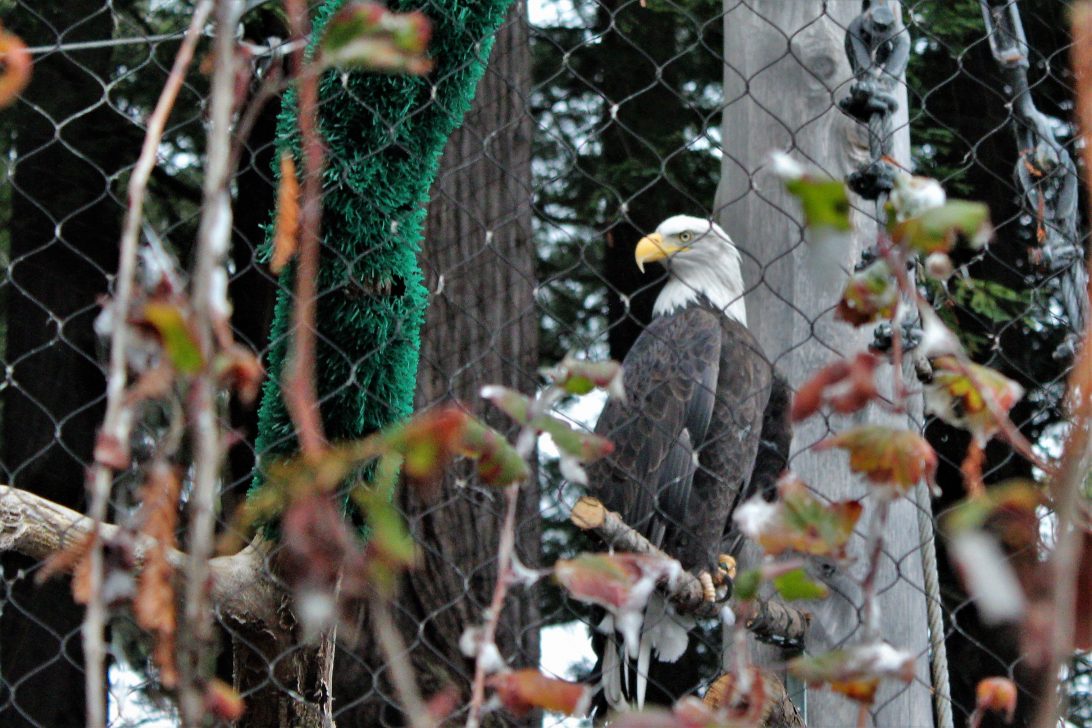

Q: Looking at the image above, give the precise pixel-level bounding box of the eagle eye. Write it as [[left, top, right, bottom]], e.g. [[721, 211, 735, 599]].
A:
[[678, 231, 693, 243]]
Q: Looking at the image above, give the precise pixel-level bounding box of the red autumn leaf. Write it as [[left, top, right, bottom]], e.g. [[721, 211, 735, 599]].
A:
[[943, 479, 1044, 547], [554, 552, 676, 611], [925, 357, 1024, 445], [889, 199, 992, 254], [124, 363, 175, 406], [383, 406, 469, 483], [0, 25, 31, 108], [280, 493, 364, 591], [424, 686, 460, 721], [974, 677, 1017, 723], [836, 260, 899, 327], [205, 678, 246, 721], [215, 344, 265, 405], [488, 669, 590, 718], [94, 430, 130, 470], [270, 152, 300, 274], [734, 475, 862, 559], [816, 426, 937, 492], [791, 353, 881, 421], [788, 643, 915, 705]]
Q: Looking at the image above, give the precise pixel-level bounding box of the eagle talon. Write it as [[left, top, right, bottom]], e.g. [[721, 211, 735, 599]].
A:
[[699, 570, 716, 603], [714, 554, 737, 585]]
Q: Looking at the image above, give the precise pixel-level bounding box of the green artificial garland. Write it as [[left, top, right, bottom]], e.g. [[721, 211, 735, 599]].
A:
[[251, 0, 514, 496]]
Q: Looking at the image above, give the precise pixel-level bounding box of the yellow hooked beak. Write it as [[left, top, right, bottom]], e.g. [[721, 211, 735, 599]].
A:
[[634, 232, 683, 273]]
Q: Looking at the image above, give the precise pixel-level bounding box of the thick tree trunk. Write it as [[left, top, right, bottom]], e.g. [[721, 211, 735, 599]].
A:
[[716, 3, 935, 727], [0, 4, 138, 725], [331, 4, 537, 725]]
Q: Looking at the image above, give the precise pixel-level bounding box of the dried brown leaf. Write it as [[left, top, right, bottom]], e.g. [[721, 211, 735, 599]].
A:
[[134, 462, 181, 687], [271, 152, 300, 273], [36, 531, 95, 585]]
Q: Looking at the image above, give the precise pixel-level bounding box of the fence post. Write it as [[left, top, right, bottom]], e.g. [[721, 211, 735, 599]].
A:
[[716, 2, 935, 725]]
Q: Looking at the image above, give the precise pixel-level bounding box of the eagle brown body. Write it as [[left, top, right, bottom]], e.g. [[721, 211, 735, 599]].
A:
[[589, 300, 786, 571], [586, 215, 791, 714]]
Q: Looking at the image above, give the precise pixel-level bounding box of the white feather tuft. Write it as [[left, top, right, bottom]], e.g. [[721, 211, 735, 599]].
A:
[[733, 497, 779, 540]]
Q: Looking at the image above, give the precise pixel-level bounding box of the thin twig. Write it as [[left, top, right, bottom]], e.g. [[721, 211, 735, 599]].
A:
[[466, 482, 521, 728], [227, 65, 286, 176], [179, 0, 243, 723], [283, 0, 327, 457], [371, 595, 436, 728], [857, 493, 893, 640], [82, 3, 213, 726]]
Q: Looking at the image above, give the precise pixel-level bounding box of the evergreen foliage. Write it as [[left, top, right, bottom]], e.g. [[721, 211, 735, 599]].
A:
[[251, 0, 515, 494]]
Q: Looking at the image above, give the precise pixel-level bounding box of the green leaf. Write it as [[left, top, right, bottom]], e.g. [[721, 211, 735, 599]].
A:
[[481, 385, 532, 424], [547, 357, 624, 399], [785, 176, 852, 232], [772, 568, 829, 601], [890, 199, 991, 254], [533, 414, 613, 462], [733, 568, 761, 601], [382, 407, 468, 483], [141, 301, 203, 374], [357, 487, 416, 596], [461, 417, 529, 486]]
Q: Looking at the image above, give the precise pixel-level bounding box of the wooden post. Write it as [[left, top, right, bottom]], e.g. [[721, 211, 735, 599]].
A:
[[716, 2, 935, 726]]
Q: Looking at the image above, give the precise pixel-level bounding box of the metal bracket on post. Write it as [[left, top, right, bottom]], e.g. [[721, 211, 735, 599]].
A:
[[839, 0, 909, 200], [840, 1, 923, 361]]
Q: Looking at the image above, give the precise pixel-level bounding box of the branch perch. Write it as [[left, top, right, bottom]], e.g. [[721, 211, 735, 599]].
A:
[[0, 485, 283, 631], [571, 496, 810, 646]]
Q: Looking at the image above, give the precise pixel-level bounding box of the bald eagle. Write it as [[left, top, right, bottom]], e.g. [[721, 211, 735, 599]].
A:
[[588, 215, 791, 713]]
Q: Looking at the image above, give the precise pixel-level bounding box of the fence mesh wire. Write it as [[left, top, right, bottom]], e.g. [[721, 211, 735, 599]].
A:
[[0, 1, 1085, 726]]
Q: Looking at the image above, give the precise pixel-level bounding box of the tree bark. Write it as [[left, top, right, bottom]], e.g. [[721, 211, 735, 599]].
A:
[[716, 2, 934, 726], [0, 4, 139, 725], [331, 4, 538, 725]]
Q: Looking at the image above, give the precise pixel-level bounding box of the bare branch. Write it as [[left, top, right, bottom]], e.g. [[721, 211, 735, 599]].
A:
[[466, 482, 522, 728], [371, 595, 436, 728], [0, 485, 283, 632], [179, 1, 246, 720], [282, 0, 327, 456], [84, 3, 214, 724], [571, 496, 811, 645]]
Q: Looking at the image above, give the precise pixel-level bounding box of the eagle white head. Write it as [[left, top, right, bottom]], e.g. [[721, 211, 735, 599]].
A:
[[635, 215, 747, 326]]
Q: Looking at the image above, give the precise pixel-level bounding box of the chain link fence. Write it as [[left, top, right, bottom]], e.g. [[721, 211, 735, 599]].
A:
[[0, 1, 1085, 726]]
